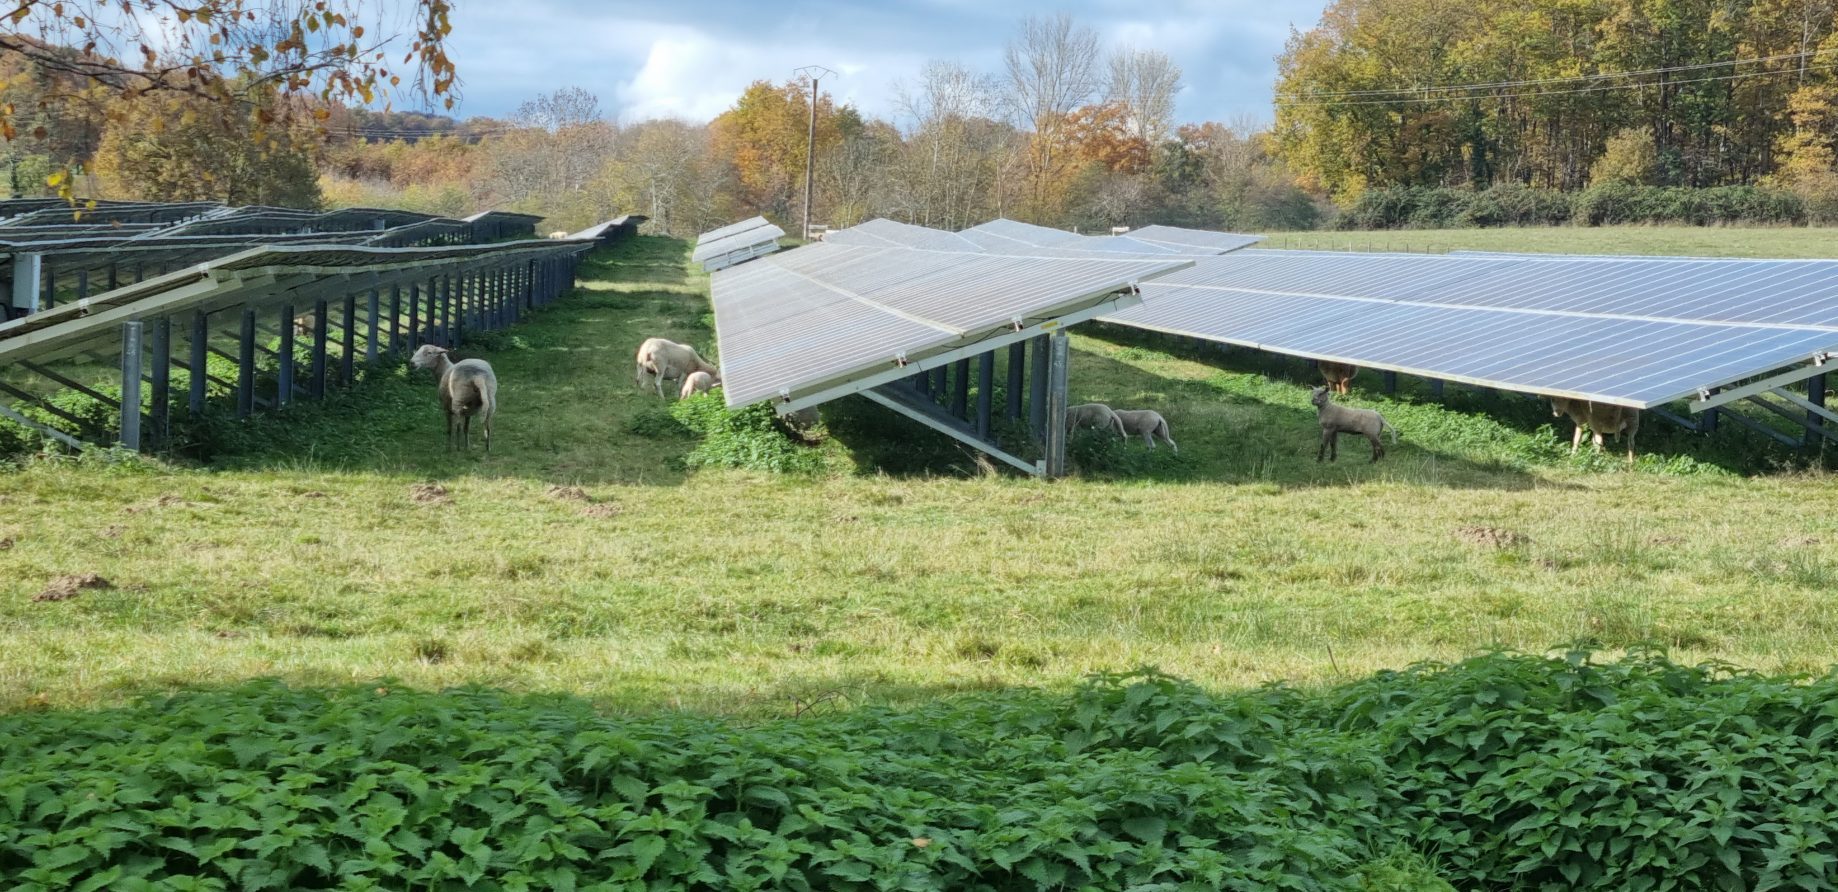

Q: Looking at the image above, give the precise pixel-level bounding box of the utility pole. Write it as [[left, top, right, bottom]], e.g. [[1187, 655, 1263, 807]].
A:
[[794, 65, 835, 241]]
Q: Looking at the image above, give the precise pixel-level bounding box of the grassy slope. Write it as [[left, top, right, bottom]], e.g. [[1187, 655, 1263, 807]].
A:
[[2, 233, 1835, 716]]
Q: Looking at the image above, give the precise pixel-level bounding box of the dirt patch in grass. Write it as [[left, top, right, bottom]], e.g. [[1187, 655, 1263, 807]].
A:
[[35, 573, 112, 602], [581, 503, 622, 519], [126, 494, 188, 514], [409, 483, 450, 505], [0, 536, 13, 551], [547, 485, 591, 503], [1454, 525, 1527, 548]]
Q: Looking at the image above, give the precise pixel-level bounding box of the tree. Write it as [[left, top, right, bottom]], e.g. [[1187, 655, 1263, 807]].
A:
[[91, 86, 321, 207], [1003, 13, 1102, 220], [1, 0, 457, 197], [710, 79, 844, 221], [892, 60, 1012, 229], [1106, 47, 1182, 145]]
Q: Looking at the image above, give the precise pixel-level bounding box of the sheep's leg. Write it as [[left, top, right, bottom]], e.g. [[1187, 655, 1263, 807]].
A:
[[482, 412, 492, 454], [1317, 430, 1329, 463], [446, 412, 458, 452], [1570, 424, 1583, 455], [1592, 430, 1606, 452], [1141, 430, 1155, 448], [1624, 426, 1635, 462], [1368, 431, 1383, 462]]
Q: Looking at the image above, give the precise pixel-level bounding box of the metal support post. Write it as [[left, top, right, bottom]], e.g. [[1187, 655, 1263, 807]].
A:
[[119, 322, 142, 450], [149, 316, 170, 448], [366, 289, 380, 364], [1044, 331, 1070, 478], [76, 269, 88, 300], [310, 299, 329, 399], [441, 275, 454, 345], [408, 282, 421, 348], [237, 308, 257, 418], [389, 286, 402, 354], [1029, 334, 1048, 440], [1429, 378, 1444, 399], [189, 310, 208, 414], [950, 358, 970, 419], [277, 305, 295, 406], [930, 365, 948, 401], [1382, 371, 1398, 394], [10, 252, 41, 315], [1808, 373, 1828, 448], [976, 352, 994, 439], [340, 293, 357, 384], [1014, 342, 1029, 423]]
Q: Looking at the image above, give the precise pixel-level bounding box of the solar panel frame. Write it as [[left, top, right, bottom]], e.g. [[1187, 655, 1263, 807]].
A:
[[710, 241, 1191, 408]]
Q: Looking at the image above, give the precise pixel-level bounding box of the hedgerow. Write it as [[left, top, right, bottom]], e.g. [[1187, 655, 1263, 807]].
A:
[[1335, 184, 1808, 230], [4, 651, 1836, 890]]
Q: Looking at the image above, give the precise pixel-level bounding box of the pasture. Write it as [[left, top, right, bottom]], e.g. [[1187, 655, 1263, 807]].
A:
[[2, 229, 1834, 716]]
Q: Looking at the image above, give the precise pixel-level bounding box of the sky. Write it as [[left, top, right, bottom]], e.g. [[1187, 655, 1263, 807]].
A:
[[441, 0, 1330, 128]]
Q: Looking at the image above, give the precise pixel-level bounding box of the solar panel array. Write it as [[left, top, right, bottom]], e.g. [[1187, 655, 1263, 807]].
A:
[[1105, 251, 1838, 408], [692, 217, 785, 271], [710, 241, 1191, 407], [822, 218, 1264, 258]]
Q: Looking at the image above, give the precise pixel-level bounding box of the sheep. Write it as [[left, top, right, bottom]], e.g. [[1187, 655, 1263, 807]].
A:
[[410, 344, 498, 452], [1549, 396, 1640, 460], [1114, 409, 1177, 452], [680, 369, 719, 399], [548, 230, 569, 239], [634, 337, 718, 399], [1317, 360, 1359, 395], [1066, 403, 1126, 438], [1311, 385, 1397, 463]]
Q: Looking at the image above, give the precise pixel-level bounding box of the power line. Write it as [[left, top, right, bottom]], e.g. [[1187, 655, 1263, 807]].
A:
[[1276, 61, 1837, 107], [1276, 48, 1837, 102]]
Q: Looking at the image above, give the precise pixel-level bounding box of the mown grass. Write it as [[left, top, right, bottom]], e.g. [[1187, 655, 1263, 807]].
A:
[[1265, 224, 1838, 257], [2, 234, 1835, 717]]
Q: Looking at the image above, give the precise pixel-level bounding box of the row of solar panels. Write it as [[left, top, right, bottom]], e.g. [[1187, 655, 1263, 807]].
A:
[[704, 216, 1838, 413]]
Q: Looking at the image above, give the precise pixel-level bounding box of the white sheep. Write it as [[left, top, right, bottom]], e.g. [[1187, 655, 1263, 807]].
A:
[[680, 370, 719, 399], [1311, 385, 1396, 463], [634, 337, 719, 399], [410, 344, 498, 452], [1114, 409, 1177, 452], [1066, 403, 1126, 438], [1549, 397, 1640, 460], [548, 230, 569, 239]]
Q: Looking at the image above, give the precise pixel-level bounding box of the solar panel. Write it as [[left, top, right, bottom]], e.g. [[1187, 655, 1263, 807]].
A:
[[1125, 225, 1265, 254], [823, 218, 985, 252], [692, 218, 785, 270], [695, 216, 777, 246], [710, 242, 1191, 408], [1104, 250, 1838, 408]]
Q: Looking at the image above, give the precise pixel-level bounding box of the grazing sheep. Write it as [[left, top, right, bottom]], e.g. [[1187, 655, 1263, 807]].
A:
[[410, 344, 498, 452], [1317, 360, 1359, 395], [1114, 409, 1177, 452], [680, 370, 719, 399], [1066, 403, 1126, 438], [1311, 385, 1397, 463], [634, 337, 718, 399], [548, 230, 569, 239], [1549, 397, 1640, 460]]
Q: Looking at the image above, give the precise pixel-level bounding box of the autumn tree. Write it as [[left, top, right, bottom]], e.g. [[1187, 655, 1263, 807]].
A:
[[710, 78, 845, 222], [92, 86, 321, 207], [1106, 47, 1182, 145], [0, 0, 458, 197], [1004, 13, 1102, 220]]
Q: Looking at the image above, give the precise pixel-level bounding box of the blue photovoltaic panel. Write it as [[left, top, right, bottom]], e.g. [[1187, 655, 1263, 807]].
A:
[[1105, 250, 1838, 408], [710, 241, 1190, 407]]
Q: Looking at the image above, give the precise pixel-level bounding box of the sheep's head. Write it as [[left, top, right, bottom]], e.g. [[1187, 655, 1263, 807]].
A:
[[409, 344, 450, 371], [1309, 385, 1330, 407]]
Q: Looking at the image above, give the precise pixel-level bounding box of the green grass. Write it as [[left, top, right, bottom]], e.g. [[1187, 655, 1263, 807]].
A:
[[2, 235, 1836, 717], [1264, 224, 1838, 258]]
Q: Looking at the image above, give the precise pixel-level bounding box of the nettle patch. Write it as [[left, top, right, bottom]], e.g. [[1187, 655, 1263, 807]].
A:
[[3, 652, 1836, 890]]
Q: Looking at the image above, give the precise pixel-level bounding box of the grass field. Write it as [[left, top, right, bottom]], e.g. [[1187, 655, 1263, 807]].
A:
[[2, 230, 1835, 717]]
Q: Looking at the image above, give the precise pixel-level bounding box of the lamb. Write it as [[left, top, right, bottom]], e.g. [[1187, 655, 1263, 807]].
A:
[[1317, 360, 1359, 395], [1114, 409, 1177, 452], [1549, 397, 1640, 460], [1066, 403, 1126, 438], [410, 344, 498, 452], [680, 370, 719, 399], [634, 337, 719, 399], [1311, 385, 1397, 463]]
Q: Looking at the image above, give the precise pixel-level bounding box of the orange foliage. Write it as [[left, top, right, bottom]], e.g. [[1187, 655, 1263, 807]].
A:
[[1063, 101, 1150, 174]]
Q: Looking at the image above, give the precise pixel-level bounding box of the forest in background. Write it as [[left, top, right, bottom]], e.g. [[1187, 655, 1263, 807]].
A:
[[4, 4, 1837, 235]]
